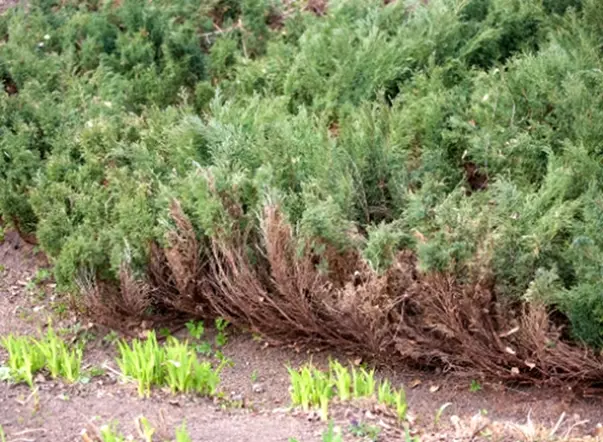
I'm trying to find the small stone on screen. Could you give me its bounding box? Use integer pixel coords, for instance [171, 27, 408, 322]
[34, 373, 46, 383]
[230, 392, 243, 402]
[252, 383, 264, 394]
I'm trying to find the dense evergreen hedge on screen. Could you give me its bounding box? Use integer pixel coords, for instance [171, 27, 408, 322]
[2, 0, 603, 346]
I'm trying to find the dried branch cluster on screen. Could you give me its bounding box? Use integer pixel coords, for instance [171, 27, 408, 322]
[82, 201, 603, 384]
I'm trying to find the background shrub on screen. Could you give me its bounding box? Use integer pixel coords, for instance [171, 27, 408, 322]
[2, 0, 603, 346]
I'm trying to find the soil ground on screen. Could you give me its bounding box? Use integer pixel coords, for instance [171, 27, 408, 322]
[0, 0, 19, 14]
[1, 230, 603, 442]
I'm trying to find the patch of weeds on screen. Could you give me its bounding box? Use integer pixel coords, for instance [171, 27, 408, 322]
[215, 317, 229, 347]
[1, 327, 83, 387]
[195, 341, 213, 356]
[288, 364, 334, 421]
[33, 269, 52, 285]
[469, 379, 482, 393]
[80, 366, 106, 384]
[0, 264, 4, 273]
[164, 338, 222, 395]
[348, 420, 380, 441]
[159, 327, 172, 338]
[351, 366, 376, 398]
[250, 369, 259, 383]
[0, 226, 4, 243]
[37, 327, 83, 383]
[116, 332, 164, 397]
[330, 360, 352, 401]
[0, 424, 6, 442]
[1, 335, 44, 387]
[289, 362, 407, 422]
[186, 319, 228, 357]
[116, 331, 225, 397]
[186, 320, 205, 340]
[103, 331, 120, 345]
[51, 301, 68, 316]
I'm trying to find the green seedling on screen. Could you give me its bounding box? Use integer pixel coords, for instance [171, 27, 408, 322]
[195, 341, 213, 356]
[394, 388, 408, 421]
[348, 421, 380, 441]
[378, 379, 393, 404]
[289, 364, 334, 420]
[215, 317, 229, 347]
[164, 338, 199, 394]
[470, 379, 482, 392]
[434, 402, 452, 427]
[322, 421, 344, 442]
[118, 332, 223, 397]
[99, 423, 125, 442]
[1, 335, 45, 387]
[329, 360, 351, 401]
[103, 331, 120, 345]
[159, 327, 172, 338]
[0, 326, 81, 386]
[33, 269, 51, 284]
[351, 366, 376, 398]
[137, 416, 155, 442]
[165, 338, 223, 395]
[117, 331, 164, 397]
[250, 369, 258, 383]
[0, 424, 6, 442]
[185, 320, 205, 340]
[175, 421, 193, 442]
[36, 326, 83, 383]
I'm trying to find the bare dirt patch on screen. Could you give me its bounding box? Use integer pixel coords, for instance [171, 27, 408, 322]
[0, 0, 20, 15]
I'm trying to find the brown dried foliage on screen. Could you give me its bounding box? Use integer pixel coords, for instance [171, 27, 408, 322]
[203, 204, 603, 383]
[84, 199, 603, 383]
[78, 265, 152, 335]
[149, 201, 213, 318]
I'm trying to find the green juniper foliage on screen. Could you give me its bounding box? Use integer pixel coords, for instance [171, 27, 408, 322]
[2, 0, 603, 345]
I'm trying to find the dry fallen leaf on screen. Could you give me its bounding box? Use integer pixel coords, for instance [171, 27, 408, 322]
[505, 346, 516, 355]
[429, 385, 441, 393]
[525, 361, 536, 369]
[511, 367, 520, 375]
[499, 326, 520, 338]
[353, 357, 362, 366]
[409, 379, 422, 389]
